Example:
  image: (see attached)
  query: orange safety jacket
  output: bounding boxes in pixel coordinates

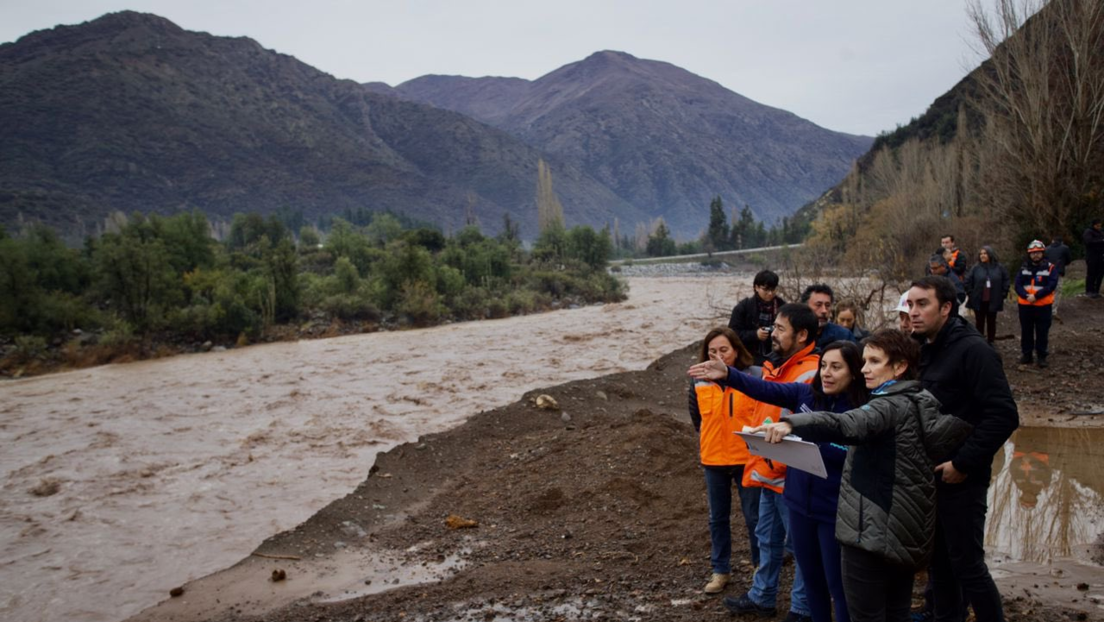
[742,342,820,493]
[693,381,757,466]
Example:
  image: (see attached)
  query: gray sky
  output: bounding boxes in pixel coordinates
[0,0,987,136]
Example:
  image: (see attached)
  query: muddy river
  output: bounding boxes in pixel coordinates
[0,276,737,622]
[2,274,1102,622]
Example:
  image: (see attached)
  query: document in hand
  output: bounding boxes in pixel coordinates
[734,432,827,479]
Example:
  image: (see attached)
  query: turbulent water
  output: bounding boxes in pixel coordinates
[0,275,739,622]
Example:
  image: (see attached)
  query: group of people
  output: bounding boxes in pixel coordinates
[921,233,1076,368]
[686,267,1020,622]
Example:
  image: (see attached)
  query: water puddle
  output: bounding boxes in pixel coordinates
[987,427,1104,614]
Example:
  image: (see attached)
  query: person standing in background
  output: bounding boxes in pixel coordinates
[1014,240,1059,368]
[730,270,786,364]
[964,246,1010,345]
[1044,236,1072,319]
[1083,219,1104,298]
[801,284,856,351]
[941,235,968,281]
[834,301,870,341]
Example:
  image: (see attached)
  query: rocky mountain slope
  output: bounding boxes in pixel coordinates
[0,12,645,238]
[395,51,873,234]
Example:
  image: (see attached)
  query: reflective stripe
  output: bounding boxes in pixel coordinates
[749,470,786,488]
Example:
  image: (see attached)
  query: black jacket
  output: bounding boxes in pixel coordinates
[917,316,1019,484]
[728,295,785,362]
[1085,227,1104,263]
[964,261,1011,312]
[787,381,970,568]
[1045,242,1072,276]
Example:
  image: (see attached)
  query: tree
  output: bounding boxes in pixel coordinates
[566,225,613,270]
[94,217,181,330]
[646,219,678,257]
[536,159,565,233]
[731,205,758,249]
[967,0,1104,237]
[706,196,729,252]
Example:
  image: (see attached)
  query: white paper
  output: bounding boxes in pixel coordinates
[734,431,828,479]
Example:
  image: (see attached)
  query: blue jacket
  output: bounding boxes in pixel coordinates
[815,322,855,352]
[725,367,852,523]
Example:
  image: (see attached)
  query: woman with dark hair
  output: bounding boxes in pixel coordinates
[687,327,758,594]
[753,330,971,622]
[964,246,1011,344]
[689,340,868,622]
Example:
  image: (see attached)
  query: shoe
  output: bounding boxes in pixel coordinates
[783,613,813,622]
[704,572,730,594]
[1037,356,1049,368]
[723,593,776,617]
[1019,354,1033,364]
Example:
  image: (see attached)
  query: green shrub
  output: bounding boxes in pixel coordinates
[14,335,47,360]
[396,280,440,327]
[321,294,381,322]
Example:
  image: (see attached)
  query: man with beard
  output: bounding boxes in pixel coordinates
[801,284,855,352]
[725,304,820,622]
[907,276,1018,622]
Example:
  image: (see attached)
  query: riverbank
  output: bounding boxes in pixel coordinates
[129,296,1104,622]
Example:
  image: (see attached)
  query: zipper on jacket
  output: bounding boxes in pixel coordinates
[728,393,733,418]
[856,498,864,544]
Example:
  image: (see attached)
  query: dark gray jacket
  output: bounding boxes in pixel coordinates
[964,253,1011,312]
[785,381,971,569]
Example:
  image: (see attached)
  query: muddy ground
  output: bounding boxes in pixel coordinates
[130,290,1104,622]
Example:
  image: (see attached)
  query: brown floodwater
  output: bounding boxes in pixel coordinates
[987,427,1104,616]
[0,276,736,622]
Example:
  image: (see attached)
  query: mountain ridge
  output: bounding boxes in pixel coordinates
[392,50,872,232]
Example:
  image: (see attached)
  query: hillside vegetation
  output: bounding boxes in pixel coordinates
[798,0,1104,280]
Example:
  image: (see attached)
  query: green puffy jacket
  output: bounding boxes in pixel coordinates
[785,380,972,569]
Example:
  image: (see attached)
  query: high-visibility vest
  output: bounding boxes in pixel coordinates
[693,381,757,466]
[1018,262,1055,306]
[742,343,819,493]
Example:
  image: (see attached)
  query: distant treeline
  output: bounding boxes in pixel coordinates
[0,210,624,359]
[608,196,807,259]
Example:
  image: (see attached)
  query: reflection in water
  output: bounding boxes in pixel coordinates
[986,427,1104,565]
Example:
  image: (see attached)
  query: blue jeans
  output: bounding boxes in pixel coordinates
[704,465,761,574]
[749,488,808,614]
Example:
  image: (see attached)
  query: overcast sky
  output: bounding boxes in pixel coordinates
[0,0,990,136]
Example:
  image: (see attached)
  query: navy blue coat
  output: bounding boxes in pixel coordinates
[815,322,855,352]
[724,367,853,524]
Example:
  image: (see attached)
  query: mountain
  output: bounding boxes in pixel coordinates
[394,51,873,234]
[0,12,646,239]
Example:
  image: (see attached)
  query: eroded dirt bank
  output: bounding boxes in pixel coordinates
[132,296,1104,622]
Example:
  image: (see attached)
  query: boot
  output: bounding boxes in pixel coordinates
[703,572,729,594]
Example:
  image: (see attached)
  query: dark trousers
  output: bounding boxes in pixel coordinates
[790,510,849,622]
[704,465,761,573]
[840,545,914,622]
[974,302,998,343]
[931,483,1005,622]
[1087,257,1104,295]
[1017,304,1052,358]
